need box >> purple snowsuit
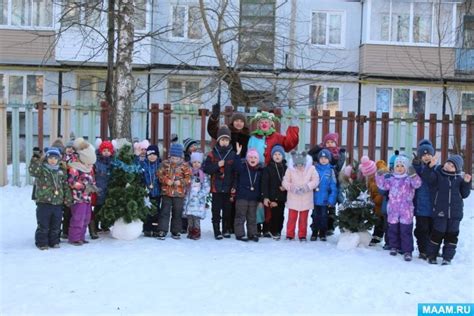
[376,173,422,253]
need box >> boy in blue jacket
[412,139,435,259]
[142,145,161,237]
[423,154,472,265]
[311,149,337,241]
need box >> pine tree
[98,143,154,227]
[337,160,378,233]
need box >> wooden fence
[0,101,472,187]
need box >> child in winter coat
[374,160,390,249]
[29,147,73,250]
[308,132,345,235]
[157,143,192,240]
[412,139,436,259]
[359,156,385,246]
[203,125,238,240]
[376,155,422,261]
[282,151,319,241]
[184,152,210,240]
[91,140,114,239]
[181,138,199,232]
[311,149,338,241]
[423,154,472,265]
[142,145,161,237]
[133,139,150,166]
[61,139,77,239]
[67,138,98,246]
[233,146,263,242]
[261,145,287,240]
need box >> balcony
[455,48,474,74]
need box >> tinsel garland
[112,159,143,174]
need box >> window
[461,92,474,117]
[376,87,427,116]
[0,0,53,27]
[463,16,474,48]
[77,76,105,105]
[311,11,344,46]
[239,0,275,66]
[61,0,103,28]
[171,5,202,39]
[134,0,147,31]
[309,85,340,115]
[168,79,201,104]
[370,0,456,45]
[0,74,43,104]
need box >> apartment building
[0,0,472,123]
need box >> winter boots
[89,220,99,239]
[213,223,223,240]
[187,228,201,240]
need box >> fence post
[368,112,376,160]
[416,112,424,144]
[441,114,450,163]
[381,112,389,163]
[163,104,172,158]
[393,112,401,152]
[322,110,330,137]
[50,101,59,142]
[224,106,233,126]
[405,113,415,158]
[310,108,318,147]
[429,113,437,150]
[62,102,71,142]
[100,101,109,140]
[335,111,343,138]
[35,102,46,152]
[11,104,20,186]
[198,108,209,152]
[346,111,355,165]
[453,114,462,154]
[465,115,473,175]
[150,103,159,145]
[25,104,34,185]
[357,114,365,160]
[0,103,7,186]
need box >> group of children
[29,123,472,266]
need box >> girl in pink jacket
[282,151,319,241]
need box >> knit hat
[292,151,307,166]
[183,138,198,153]
[65,140,74,148]
[323,132,339,146]
[318,148,332,161]
[447,155,463,173]
[246,148,260,163]
[73,138,97,165]
[250,111,279,124]
[51,139,65,154]
[99,140,114,155]
[376,160,388,171]
[190,152,204,163]
[389,150,400,169]
[134,139,150,155]
[417,139,435,157]
[216,125,232,142]
[271,145,285,158]
[169,143,184,158]
[45,147,61,158]
[360,156,377,177]
[231,112,247,125]
[394,155,410,173]
[146,145,159,157]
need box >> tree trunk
[105,0,116,138]
[114,0,135,139]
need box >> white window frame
[0,0,55,30]
[76,75,105,106]
[167,78,202,105]
[310,10,346,49]
[0,72,45,104]
[375,86,430,116]
[366,0,457,47]
[309,84,342,114]
[169,4,202,41]
[460,91,474,116]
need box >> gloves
[302,184,312,193]
[412,153,421,166]
[407,166,417,177]
[211,102,221,118]
[33,147,42,159]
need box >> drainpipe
[58,72,62,137]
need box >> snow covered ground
[1,165,473,316]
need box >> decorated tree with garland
[337,160,378,233]
[98,141,155,227]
